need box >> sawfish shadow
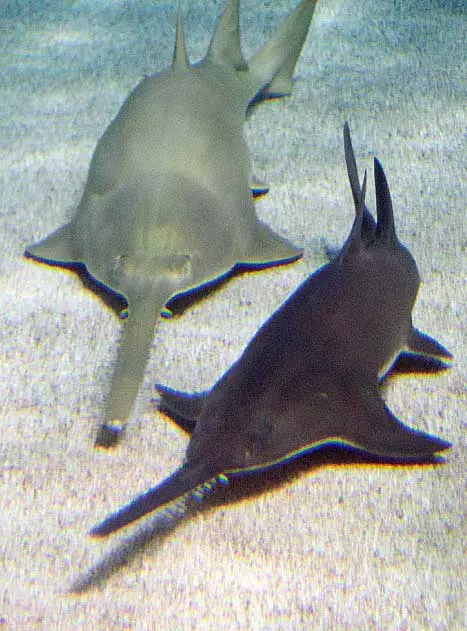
[69,445,444,593]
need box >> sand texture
[0,0,465,629]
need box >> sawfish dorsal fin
[172,10,190,71]
[374,157,397,246]
[206,0,247,70]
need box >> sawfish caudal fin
[95,294,166,448]
[338,169,368,260]
[25,221,81,264]
[90,463,226,537]
[238,220,302,266]
[343,122,377,238]
[245,0,318,101]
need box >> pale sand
[0,0,465,628]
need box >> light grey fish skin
[25,0,318,447]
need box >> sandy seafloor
[0,0,465,628]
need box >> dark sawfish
[91,124,452,536]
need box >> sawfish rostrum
[25,0,318,447]
[91,124,452,537]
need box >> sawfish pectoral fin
[343,390,452,460]
[24,221,82,264]
[239,220,302,267]
[155,383,208,434]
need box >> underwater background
[0,0,465,628]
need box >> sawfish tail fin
[245,0,318,101]
[185,0,316,104]
[342,169,367,257]
[90,463,227,537]
[343,122,377,239]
